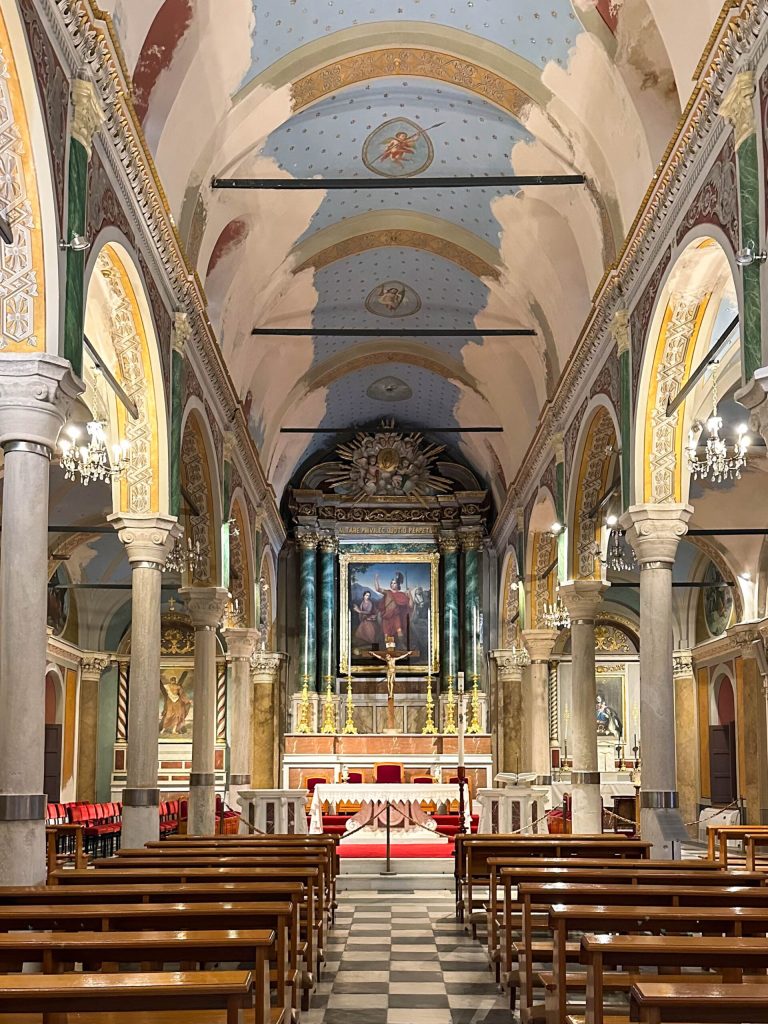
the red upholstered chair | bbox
[374,762,404,784]
[346,771,363,784]
[305,775,329,794]
[410,775,434,784]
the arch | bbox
[228,488,254,627]
[259,547,277,649]
[525,488,558,630]
[0,3,58,353]
[499,548,521,648]
[712,670,736,727]
[633,234,739,504]
[179,402,221,586]
[44,666,64,725]
[83,236,169,515]
[568,399,620,580]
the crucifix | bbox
[370,635,414,732]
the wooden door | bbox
[44,724,62,802]
[709,722,736,804]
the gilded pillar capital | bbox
[460,527,483,551]
[296,527,319,551]
[108,514,182,567]
[718,70,756,148]
[559,579,608,623]
[620,503,692,566]
[438,531,459,555]
[522,628,559,663]
[172,311,191,356]
[318,533,338,554]
[611,308,631,356]
[180,586,230,630]
[70,77,105,157]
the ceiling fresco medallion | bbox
[365,280,421,318]
[366,376,413,402]
[362,117,437,178]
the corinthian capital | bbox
[718,71,756,148]
[672,649,694,679]
[559,579,608,622]
[611,308,631,356]
[70,78,105,157]
[296,527,318,551]
[108,514,182,567]
[180,586,230,630]
[173,312,191,356]
[522,628,559,663]
[224,627,258,661]
[620,503,692,566]
[492,648,529,681]
[80,652,111,679]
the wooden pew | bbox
[0,930,275,1024]
[515,883,768,1019]
[706,822,768,864]
[743,830,768,871]
[0,971,254,1024]
[579,934,768,1024]
[45,823,88,878]
[459,836,651,934]
[630,981,768,1023]
[487,857,748,984]
[545,903,768,1024]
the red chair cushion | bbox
[374,764,403,784]
[411,776,433,784]
[306,777,327,793]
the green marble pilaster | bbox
[63,138,88,375]
[462,531,482,685]
[619,348,632,510]
[318,536,337,683]
[737,134,762,380]
[297,530,318,691]
[169,345,184,517]
[440,535,459,691]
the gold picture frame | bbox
[340,550,440,675]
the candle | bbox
[457,671,465,768]
[304,607,309,676]
[472,606,478,677]
[427,609,432,674]
[448,607,454,678]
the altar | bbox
[309,781,468,838]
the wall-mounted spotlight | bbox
[605,514,618,527]
[549,521,563,536]
[0,213,12,246]
[59,234,91,252]
[735,242,767,267]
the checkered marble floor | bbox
[303,891,510,1024]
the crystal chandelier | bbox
[686,375,750,484]
[224,594,244,628]
[543,590,570,630]
[59,421,130,485]
[163,535,204,575]
[605,521,637,573]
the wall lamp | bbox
[59,234,91,252]
[735,242,767,267]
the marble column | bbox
[559,581,607,834]
[461,529,483,681]
[522,629,559,784]
[76,653,111,802]
[223,628,258,812]
[251,653,285,789]
[296,529,318,691]
[621,503,692,856]
[318,535,337,686]
[110,515,181,849]
[180,587,229,835]
[0,355,82,885]
[491,650,529,775]
[440,532,460,692]
[672,650,698,834]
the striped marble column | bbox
[461,529,483,682]
[318,535,338,686]
[297,529,319,691]
[440,532,460,693]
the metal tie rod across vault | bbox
[251,327,535,337]
[212,173,586,190]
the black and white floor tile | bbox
[305,892,509,1024]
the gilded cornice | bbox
[294,228,499,280]
[43,0,285,547]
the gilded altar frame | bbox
[339,550,440,675]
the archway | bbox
[568,401,620,580]
[525,489,559,629]
[179,405,221,586]
[228,491,254,627]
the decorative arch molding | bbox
[633,234,738,505]
[525,487,558,630]
[689,537,744,626]
[309,343,480,393]
[179,401,221,587]
[259,546,277,648]
[228,488,254,628]
[499,547,521,648]
[0,4,50,353]
[568,399,619,580]
[84,238,169,515]
[293,227,500,281]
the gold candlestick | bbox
[466,674,482,734]
[422,671,437,735]
[296,675,312,734]
[320,675,337,734]
[342,674,357,735]
[443,675,457,734]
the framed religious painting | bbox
[158,667,195,740]
[594,668,626,740]
[339,551,440,674]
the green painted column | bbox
[719,71,762,380]
[63,79,104,374]
[440,533,460,691]
[611,309,632,510]
[169,313,189,519]
[318,535,337,685]
[461,529,483,684]
[296,529,318,691]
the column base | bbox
[188,783,216,836]
[0,820,46,885]
[640,806,688,859]
[571,782,602,835]
[122,804,159,849]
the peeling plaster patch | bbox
[206,218,248,278]
[133,0,193,124]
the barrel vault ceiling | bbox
[99,0,725,504]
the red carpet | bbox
[338,841,454,859]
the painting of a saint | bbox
[345,555,438,673]
[159,669,193,738]
[595,677,624,738]
[362,117,436,178]
[702,561,733,637]
[365,280,421,319]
